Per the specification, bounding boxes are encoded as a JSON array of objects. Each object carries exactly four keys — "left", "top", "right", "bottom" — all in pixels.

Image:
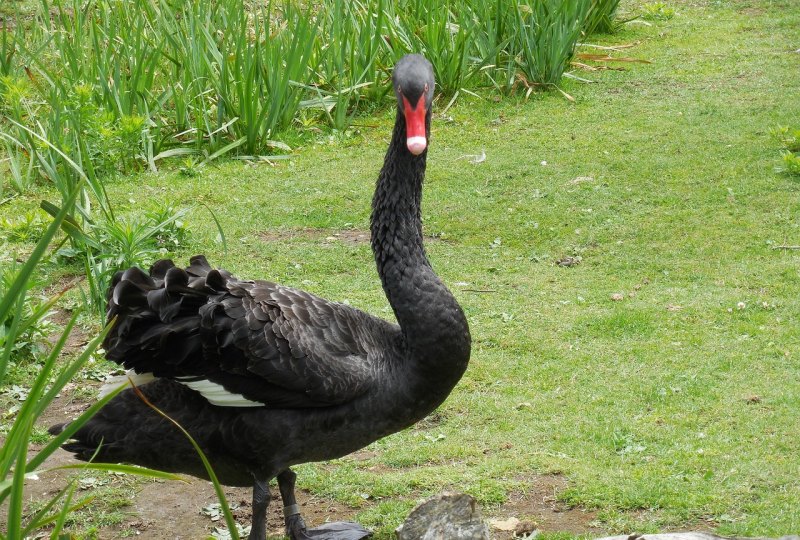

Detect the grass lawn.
[{"left": 2, "top": 0, "right": 799, "bottom": 537}]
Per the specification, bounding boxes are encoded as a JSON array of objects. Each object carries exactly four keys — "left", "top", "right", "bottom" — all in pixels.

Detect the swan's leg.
[
  {"left": 277, "top": 468, "right": 372, "bottom": 540},
  {"left": 247, "top": 478, "right": 270, "bottom": 540},
  {"left": 277, "top": 469, "right": 311, "bottom": 539}
]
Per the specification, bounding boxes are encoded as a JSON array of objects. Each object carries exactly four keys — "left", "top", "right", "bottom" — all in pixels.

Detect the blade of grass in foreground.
[{"left": 6, "top": 416, "right": 33, "bottom": 540}]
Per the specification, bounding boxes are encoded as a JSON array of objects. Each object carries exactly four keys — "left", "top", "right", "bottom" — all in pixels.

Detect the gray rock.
[{"left": 395, "top": 492, "right": 490, "bottom": 540}]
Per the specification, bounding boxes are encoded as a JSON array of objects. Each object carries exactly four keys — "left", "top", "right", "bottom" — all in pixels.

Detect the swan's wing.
[{"left": 103, "top": 256, "right": 390, "bottom": 408}]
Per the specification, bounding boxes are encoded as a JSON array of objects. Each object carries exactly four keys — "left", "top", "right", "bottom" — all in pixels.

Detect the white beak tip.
[{"left": 407, "top": 136, "right": 427, "bottom": 155}]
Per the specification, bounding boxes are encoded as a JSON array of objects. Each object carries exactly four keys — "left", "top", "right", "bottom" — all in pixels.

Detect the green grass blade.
[
  {"left": 6, "top": 416, "right": 33, "bottom": 540},
  {"left": 0, "top": 293, "right": 26, "bottom": 385},
  {"left": 46, "top": 463, "right": 186, "bottom": 482},
  {"left": 0, "top": 310, "right": 90, "bottom": 483},
  {"left": 197, "top": 202, "right": 228, "bottom": 253},
  {"left": 200, "top": 136, "right": 247, "bottom": 165}
]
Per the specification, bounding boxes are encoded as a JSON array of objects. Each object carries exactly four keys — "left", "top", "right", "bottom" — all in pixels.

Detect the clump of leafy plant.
[
  {"left": 772, "top": 126, "right": 800, "bottom": 176},
  {"left": 778, "top": 151, "right": 800, "bottom": 175},
  {"left": 641, "top": 2, "right": 675, "bottom": 21},
  {"left": 46, "top": 202, "right": 191, "bottom": 318},
  {"left": 0, "top": 210, "right": 48, "bottom": 243},
  {"left": 511, "top": 0, "right": 591, "bottom": 93},
  {"left": 389, "top": 0, "right": 487, "bottom": 98},
  {"left": 145, "top": 202, "right": 191, "bottom": 250},
  {"left": 304, "top": 0, "right": 390, "bottom": 130},
  {"left": 772, "top": 125, "right": 800, "bottom": 152},
  {"left": 0, "top": 266, "right": 54, "bottom": 365}
]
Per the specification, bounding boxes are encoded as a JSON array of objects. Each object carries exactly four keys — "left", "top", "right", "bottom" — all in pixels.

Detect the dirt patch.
[
  {"left": 487, "top": 474, "right": 604, "bottom": 537},
  {"left": 259, "top": 227, "right": 371, "bottom": 245},
  {"left": 8, "top": 446, "right": 370, "bottom": 539},
  {"left": 100, "top": 476, "right": 366, "bottom": 539},
  {"left": 739, "top": 6, "right": 766, "bottom": 17},
  {"left": 43, "top": 275, "right": 91, "bottom": 356}
]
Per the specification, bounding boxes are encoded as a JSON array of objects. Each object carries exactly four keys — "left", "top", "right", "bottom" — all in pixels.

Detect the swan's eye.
[{"left": 424, "top": 84, "right": 429, "bottom": 93}]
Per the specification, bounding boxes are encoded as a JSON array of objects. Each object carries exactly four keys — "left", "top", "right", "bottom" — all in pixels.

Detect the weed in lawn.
[
  {"left": 0, "top": 210, "right": 47, "bottom": 243},
  {"left": 772, "top": 126, "right": 800, "bottom": 177},
  {"left": 771, "top": 126, "right": 800, "bottom": 153},
  {"left": 145, "top": 201, "right": 191, "bottom": 250},
  {"left": 48, "top": 205, "right": 191, "bottom": 318},
  {"left": 778, "top": 151, "right": 800, "bottom": 176},
  {"left": 641, "top": 2, "right": 675, "bottom": 21},
  {"left": 0, "top": 267, "right": 54, "bottom": 365},
  {"left": 58, "top": 475, "right": 137, "bottom": 534}
]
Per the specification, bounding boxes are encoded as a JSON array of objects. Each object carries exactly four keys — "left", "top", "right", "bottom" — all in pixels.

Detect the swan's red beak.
[{"left": 402, "top": 94, "right": 427, "bottom": 155}]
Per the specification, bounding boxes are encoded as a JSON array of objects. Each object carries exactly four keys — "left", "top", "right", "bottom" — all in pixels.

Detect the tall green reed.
[
  {"left": 390, "top": 0, "right": 486, "bottom": 97},
  {"left": 511, "top": 0, "right": 591, "bottom": 89},
  {"left": 585, "top": 0, "right": 622, "bottom": 35},
  {"left": 210, "top": 1, "right": 318, "bottom": 154},
  {"left": 2, "top": 0, "right": 600, "bottom": 181},
  {"left": 308, "top": 0, "right": 390, "bottom": 129},
  {"left": 466, "top": 0, "right": 516, "bottom": 92}
]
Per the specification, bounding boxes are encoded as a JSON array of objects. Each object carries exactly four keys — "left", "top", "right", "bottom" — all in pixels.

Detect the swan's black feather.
[{"left": 103, "top": 255, "right": 382, "bottom": 408}]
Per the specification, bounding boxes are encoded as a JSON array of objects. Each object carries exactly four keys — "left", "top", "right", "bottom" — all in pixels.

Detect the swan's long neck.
[{"left": 370, "top": 112, "right": 470, "bottom": 384}]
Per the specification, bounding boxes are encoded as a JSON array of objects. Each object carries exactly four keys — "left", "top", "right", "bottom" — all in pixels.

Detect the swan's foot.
[
  {"left": 284, "top": 508, "right": 371, "bottom": 540},
  {"left": 278, "top": 469, "right": 371, "bottom": 540}
]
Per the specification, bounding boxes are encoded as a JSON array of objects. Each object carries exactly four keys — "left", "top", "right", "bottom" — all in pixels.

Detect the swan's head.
[{"left": 393, "top": 54, "right": 435, "bottom": 156}]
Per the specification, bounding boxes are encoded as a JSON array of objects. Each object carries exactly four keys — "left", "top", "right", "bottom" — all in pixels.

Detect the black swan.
[{"left": 49, "top": 54, "right": 471, "bottom": 540}]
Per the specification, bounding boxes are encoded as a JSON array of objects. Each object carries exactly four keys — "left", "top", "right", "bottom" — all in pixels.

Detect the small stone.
[
  {"left": 611, "top": 293, "right": 624, "bottom": 301},
  {"left": 556, "top": 256, "right": 581, "bottom": 267}
]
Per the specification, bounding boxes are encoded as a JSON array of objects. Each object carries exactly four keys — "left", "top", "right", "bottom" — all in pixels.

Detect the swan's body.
[{"left": 51, "top": 54, "right": 470, "bottom": 540}]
